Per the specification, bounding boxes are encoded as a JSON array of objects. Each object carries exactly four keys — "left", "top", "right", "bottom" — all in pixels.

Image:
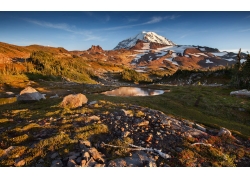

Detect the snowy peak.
[{"left": 114, "top": 31, "right": 176, "bottom": 50}]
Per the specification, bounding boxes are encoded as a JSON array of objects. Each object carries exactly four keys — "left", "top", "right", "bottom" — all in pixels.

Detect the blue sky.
[{"left": 1, "top": 11, "right": 250, "bottom": 52}]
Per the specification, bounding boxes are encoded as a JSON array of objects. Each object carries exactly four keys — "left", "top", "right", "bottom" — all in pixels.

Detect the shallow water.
[{"left": 101, "top": 87, "right": 165, "bottom": 97}]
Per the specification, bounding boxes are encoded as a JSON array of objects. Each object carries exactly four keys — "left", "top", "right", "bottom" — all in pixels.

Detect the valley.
[{"left": 0, "top": 31, "right": 250, "bottom": 167}]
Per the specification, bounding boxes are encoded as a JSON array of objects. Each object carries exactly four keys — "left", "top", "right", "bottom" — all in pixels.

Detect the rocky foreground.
[{"left": 1, "top": 98, "right": 249, "bottom": 167}]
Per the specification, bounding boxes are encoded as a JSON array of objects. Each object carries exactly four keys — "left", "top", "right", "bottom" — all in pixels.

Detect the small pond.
[{"left": 101, "top": 87, "right": 165, "bottom": 97}]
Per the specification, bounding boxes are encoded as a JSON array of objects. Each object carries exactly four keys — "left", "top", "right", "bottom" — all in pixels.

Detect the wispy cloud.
[
  {"left": 23, "top": 18, "right": 104, "bottom": 41},
  {"left": 179, "top": 34, "right": 188, "bottom": 39},
  {"left": 144, "top": 16, "right": 163, "bottom": 24},
  {"left": 164, "top": 15, "right": 180, "bottom": 20},
  {"left": 239, "top": 28, "right": 250, "bottom": 32},
  {"left": 246, "top": 15, "right": 250, "bottom": 18},
  {"left": 98, "top": 14, "right": 180, "bottom": 31},
  {"left": 127, "top": 17, "right": 139, "bottom": 22}
]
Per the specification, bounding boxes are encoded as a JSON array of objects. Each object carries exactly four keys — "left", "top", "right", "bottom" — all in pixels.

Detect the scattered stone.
[
  {"left": 50, "top": 94, "right": 59, "bottom": 98},
  {"left": 161, "top": 119, "right": 171, "bottom": 126},
  {"left": 60, "top": 93, "right": 88, "bottom": 108},
  {"left": 14, "top": 159, "right": 25, "bottom": 167},
  {"left": 36, "top": 163, "right": 44, "bottom": 167},
  {"left": 87, "top": 115, "right": 100, "bottom": 122},
  {"left": 50, "top": 152, "right": 59, "bottom": 159},
  {"left": 121, "top": 131, "right": 130, "bottom": 138},
  {"left": 76, "top": 157, "right": 82, "bottom": 165},
  {"left": 79, "top": 140, "right": 91, "bottom": 148},
  {"left": 83, "top": 152, "right": 91, "bottom": 161},
  {"left": 67, "top": 159, "right": 78, "bottom": 167},
  {"left": 217, "top": 127, "right": 232, "bottom": 137},
  {"left": 108, "top": 158, "right": 127, "bottom": 167},
  {"left": 88, "top": 148, "right": 105, "bottom": 163},
  {"left": 194, "top": 123, "right": 206, "bottom": 132},
  {"left": 68, "top": 152, "right": 80, "bottom": 157},
  {"left": 176, "top": 147, "right": 183, "bottom": 153},
  {"left": 68, "top": 155, "right": 77, "bottom": 161},
  {"left": 51, "top": 159, "right": 63, "bottom": 167},
  {"left": 17, "top": 86, "right": 46, "bottom": 102},
  {"left": 95, "top": 164, "right": 105, "bottom": 167},
  {"left": 88, "top": 101, "right": 98, "bottom": 105},
  {"left": 136, "top": 120, "right": 149, "bottom": 126},
  {"left": 85, "top": 157, "right": 97, "bottom": 167},
  {"left": 81, "top": 160, "right": 87, "bottom": 167},
  {"left": 6, "top": 92, "right": 14, "bottom": 96}
]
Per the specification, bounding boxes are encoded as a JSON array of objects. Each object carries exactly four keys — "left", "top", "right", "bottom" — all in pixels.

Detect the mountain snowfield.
[
  {"left": 112, "top": 31, "right": 246, "bottom": 70},
  {"left": 114, "top": 31, "right": 176, "bottom": 50}
]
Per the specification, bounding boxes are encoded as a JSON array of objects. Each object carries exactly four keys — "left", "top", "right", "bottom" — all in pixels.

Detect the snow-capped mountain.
[{"left": 114, "top": 31, "right": 176, "bottom": 50}]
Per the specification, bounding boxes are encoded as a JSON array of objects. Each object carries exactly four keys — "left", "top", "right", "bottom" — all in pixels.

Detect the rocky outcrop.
[
  {"left": 60, "top": 93, "right": 88, "bottom": 108},
  {"left": 17, "top": 86, "right": 45, "bottom": 102},
  {"left": 150, "top": 42, "right": 168, "bottom": 49},
  {"left": 87, "top": 45, "right": 104, "bottom": 53}
]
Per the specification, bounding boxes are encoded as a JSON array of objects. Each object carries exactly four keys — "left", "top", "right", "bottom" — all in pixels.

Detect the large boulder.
[
  {"left": 230, "top": 89, "right": 250, "bottom": 97},
  {"left": 17, "top": 86, "right": 45, "bottom": 102},
  {"left": 60, "top": 93, "right": 88, "bottom": 108}
]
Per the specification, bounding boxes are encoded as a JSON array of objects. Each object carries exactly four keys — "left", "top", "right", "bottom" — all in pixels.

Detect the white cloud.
[
  {"left": 98, "top": 14, "right": 178, "bottom": 31},
  {"left": 144, "top": 16, "right": 163, "bottom": 24},
  {"left": 23, "top": 18, "right": 104, "bottom": 41},
  {"left": 179, "top": 34, "right": 188, "bottom": 39}
]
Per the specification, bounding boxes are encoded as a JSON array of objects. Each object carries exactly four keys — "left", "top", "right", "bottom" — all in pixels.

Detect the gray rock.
[
  {"left": 17, "top": 86, "right": 46, "bottom": 102},
  {"left": 194, "top": 123, "right": 206, "bottom": 132},
  {"left": 67, "top": 159, "right": 78, "bottom": 167},
  {"left": 88, "top": 101, "right": 98, "bottom": 105},
  {"left": 161, "top": 119, "right": 171, "bottom": 126},
  {"left": 76, "top": 157, "right": 82, "bottom": 165},
  {"left": 51, "top": 159, "right": 63, "bottom": 167},
  {"left": 36, "top": 163, "right": 44, "bottom": 167},
  {"left": 69, "top": 152, "right": 81, "bottom": 157},
  {"left": 108, "top": 151, "right": 156, "bottom": 167},
  {"left": 230, "top": 89, "right": 250, "bottom": 97},
  {"left": 50, "top": 152, "right": 59, "bottom": 159},
  {"left": 176, "top": 147, "right": 183, "bottom": 153},
  {"left": 217, "top": 127, "right": 232, "bottom": 137},
  {"left": 50, "top": 94, "right": 59, "bottom": 98},
  {"left": 68, "top": 155, "right": 77, "bottom": 161}
]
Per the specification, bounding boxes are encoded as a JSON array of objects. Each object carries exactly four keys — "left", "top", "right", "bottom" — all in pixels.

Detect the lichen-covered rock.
[{"left": 60, "top": 93, "right": 88, "bottom": 108}]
